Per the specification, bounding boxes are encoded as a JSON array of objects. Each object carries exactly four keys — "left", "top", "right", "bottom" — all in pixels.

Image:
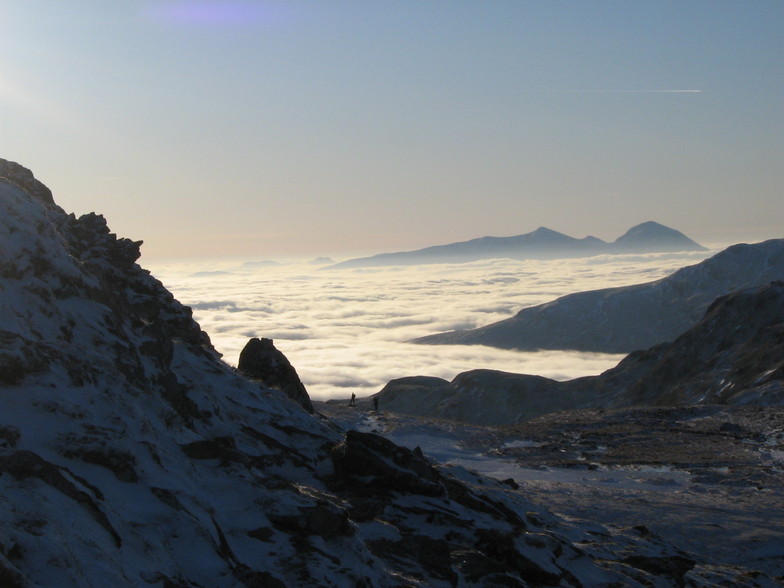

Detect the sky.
[{"left": 1, "top": 1, "right": 782, "bottom": 260}]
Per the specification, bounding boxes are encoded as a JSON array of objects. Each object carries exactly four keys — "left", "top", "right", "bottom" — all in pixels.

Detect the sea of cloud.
[{"left": 148, "top": 250, "right": 715, "bottom": 401}]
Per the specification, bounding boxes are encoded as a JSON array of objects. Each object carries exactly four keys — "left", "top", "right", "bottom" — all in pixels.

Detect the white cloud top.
[{"left": 150, "top": 250, "right": 713, "bottom": 401}]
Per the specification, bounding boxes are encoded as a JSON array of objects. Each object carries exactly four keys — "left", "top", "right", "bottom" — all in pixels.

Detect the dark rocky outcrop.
[
  {"left": 0, "top": 159, "right": 54, "bottom": 206},
  {"left": 329, "top": 430, "right": 446, "bottom": 497},
  {"left": 622, "top": 554, "right": 696, "bottom": 586},
  {"left": 238, "top": 337, "right": 314, "bottom": 413},
  {"left": 324, "top": 430, "right": 607, "bottom": 586},
  {"left": 618, "top": 280, "right": 784, "bottom": 407}
]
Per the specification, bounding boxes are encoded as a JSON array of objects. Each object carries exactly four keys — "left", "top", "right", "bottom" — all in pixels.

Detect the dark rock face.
[
  {"left": 330, "top": 430, "right": 446, "bottom": 497},
  {"left": 617, "top": 280, "right": 784, "bottom": 407},
  {"left": 325, "top": 430, "right": 607, "bottom": 586},
  {"left": 268, "top": 501, "right": 352, "bottom": 539},
  {"left": 622, "top": 554, "right": 696, "bottom": 585},
  {"left": 369, "top": 535, "right": 458, "bottom": 585},
  {"left": 0, "top": 158, "right": 54, "bottom": 205},
  {"left": 317, "top": 401, "right": 784, "bottom": 583},
  {"left": 67, "top": 211, "right": 143, "bottom": 268},
  {"left": 238, "top": 337, "right": 314, "bottom": 413}
]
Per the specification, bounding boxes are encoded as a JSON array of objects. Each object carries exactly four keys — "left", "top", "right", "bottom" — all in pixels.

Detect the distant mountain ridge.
[
  {"left": 414, "top": 238, "right": 784, "bottom": 353},
  {"left": 327, "top": 221, "right": 705, "bottom": 268}
]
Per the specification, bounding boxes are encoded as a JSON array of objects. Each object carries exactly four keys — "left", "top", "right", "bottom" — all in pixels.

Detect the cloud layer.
[{"left": 149, "top": 250, "right": 713, "bottom": 401}]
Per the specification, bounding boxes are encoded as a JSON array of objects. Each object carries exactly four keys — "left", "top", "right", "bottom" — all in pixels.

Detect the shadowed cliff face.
[{"left": 4, "top": 158, "right": 751, "bottom": 586}]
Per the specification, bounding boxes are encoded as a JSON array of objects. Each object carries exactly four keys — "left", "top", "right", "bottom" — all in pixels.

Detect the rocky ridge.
[
  {"left": 378, "top": 281, "right": 784, "bottom": 425},
  {"left": 317, "top": 402, "right": 784, "bottom": 581},
  {"left": 414, "top": 238, "right": 784, "bottom": 353},
  {"left": 2, "top": 158, "right": 764, "bottom": 586}
]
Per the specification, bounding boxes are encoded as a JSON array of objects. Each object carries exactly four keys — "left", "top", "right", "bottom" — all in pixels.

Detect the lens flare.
[{"left": 147, "top": 1, "right": 284, "bottom": 26}]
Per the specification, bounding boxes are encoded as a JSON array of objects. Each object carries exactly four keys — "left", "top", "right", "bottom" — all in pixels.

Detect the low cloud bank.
[{"left": 150, "top": 250, "right": 713, "bottom": 401}]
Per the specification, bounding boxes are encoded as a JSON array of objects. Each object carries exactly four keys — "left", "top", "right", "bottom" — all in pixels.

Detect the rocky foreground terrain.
[
  {"left": 483, "top": 403, "right": 784, "bottom": 574},
  {"left": 320, "top": 403, "right": 784, "bottom": 583},
  {"left": 7, "top": 158, "right": 782, "bottom": 586}
]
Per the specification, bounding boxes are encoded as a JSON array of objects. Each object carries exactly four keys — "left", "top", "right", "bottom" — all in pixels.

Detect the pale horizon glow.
[{"left": 0, "top": 2, "right": 781, "bottom": 260}]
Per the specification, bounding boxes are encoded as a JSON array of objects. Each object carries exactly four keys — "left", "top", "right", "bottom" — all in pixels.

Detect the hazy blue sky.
[{"left": 2, "top": 1, "right": 782, "bottom": 259}]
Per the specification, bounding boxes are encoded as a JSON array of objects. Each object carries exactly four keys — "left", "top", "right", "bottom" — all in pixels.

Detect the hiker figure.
[
  {"left": 372, "top": 397, "right": 379, "bottom": 411},
  {"left": 349, "top": 393, "right": 356, "bottom": 407}
]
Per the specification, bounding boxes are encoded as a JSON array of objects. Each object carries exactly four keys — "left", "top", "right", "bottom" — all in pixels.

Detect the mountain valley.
[{"left": 1, "top": 159, "right": 782, "bottom": 586}]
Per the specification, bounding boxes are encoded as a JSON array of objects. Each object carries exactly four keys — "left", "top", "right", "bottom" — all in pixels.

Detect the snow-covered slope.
[
  {"left": 4, "top": 159, "right": 755, "bottom": 586},
  {"left": 378, "top": 281, "right": 784, "bottom": 425},
  {"left": 414, "top": 238, "right": 784, "bottom": 353},
  {"left": 327, "top": 222, "right": 704, "bottom": 269},
  {"left": 0, "top": 161, "right": 352, "bottom": 586}
]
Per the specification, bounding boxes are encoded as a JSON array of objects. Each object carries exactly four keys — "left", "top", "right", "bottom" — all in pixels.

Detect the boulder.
[
  {"left": 238, "top": 338, "right": 313, "bottom": 413},
  {"left": 329, "top": 430, "right": 444, "bottom": 497}
]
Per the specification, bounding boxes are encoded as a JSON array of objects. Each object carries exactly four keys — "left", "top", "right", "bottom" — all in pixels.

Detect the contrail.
[
  {"left": 588, "top": 89, "right": 702, "bottom": 93},
  {"left": 530, "top": 89, "right": 703, "bottom": 94}
]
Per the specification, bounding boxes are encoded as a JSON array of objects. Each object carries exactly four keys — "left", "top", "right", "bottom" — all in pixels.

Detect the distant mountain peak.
[
  {"left": 528, "top": 226, "right": 572, "bottom": 241},
  {"left": 327, "top": 222, "right": 705, "bottom": 269},
  {"left": 613, "top": 221, "right": 706, "bottom": 252}
]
